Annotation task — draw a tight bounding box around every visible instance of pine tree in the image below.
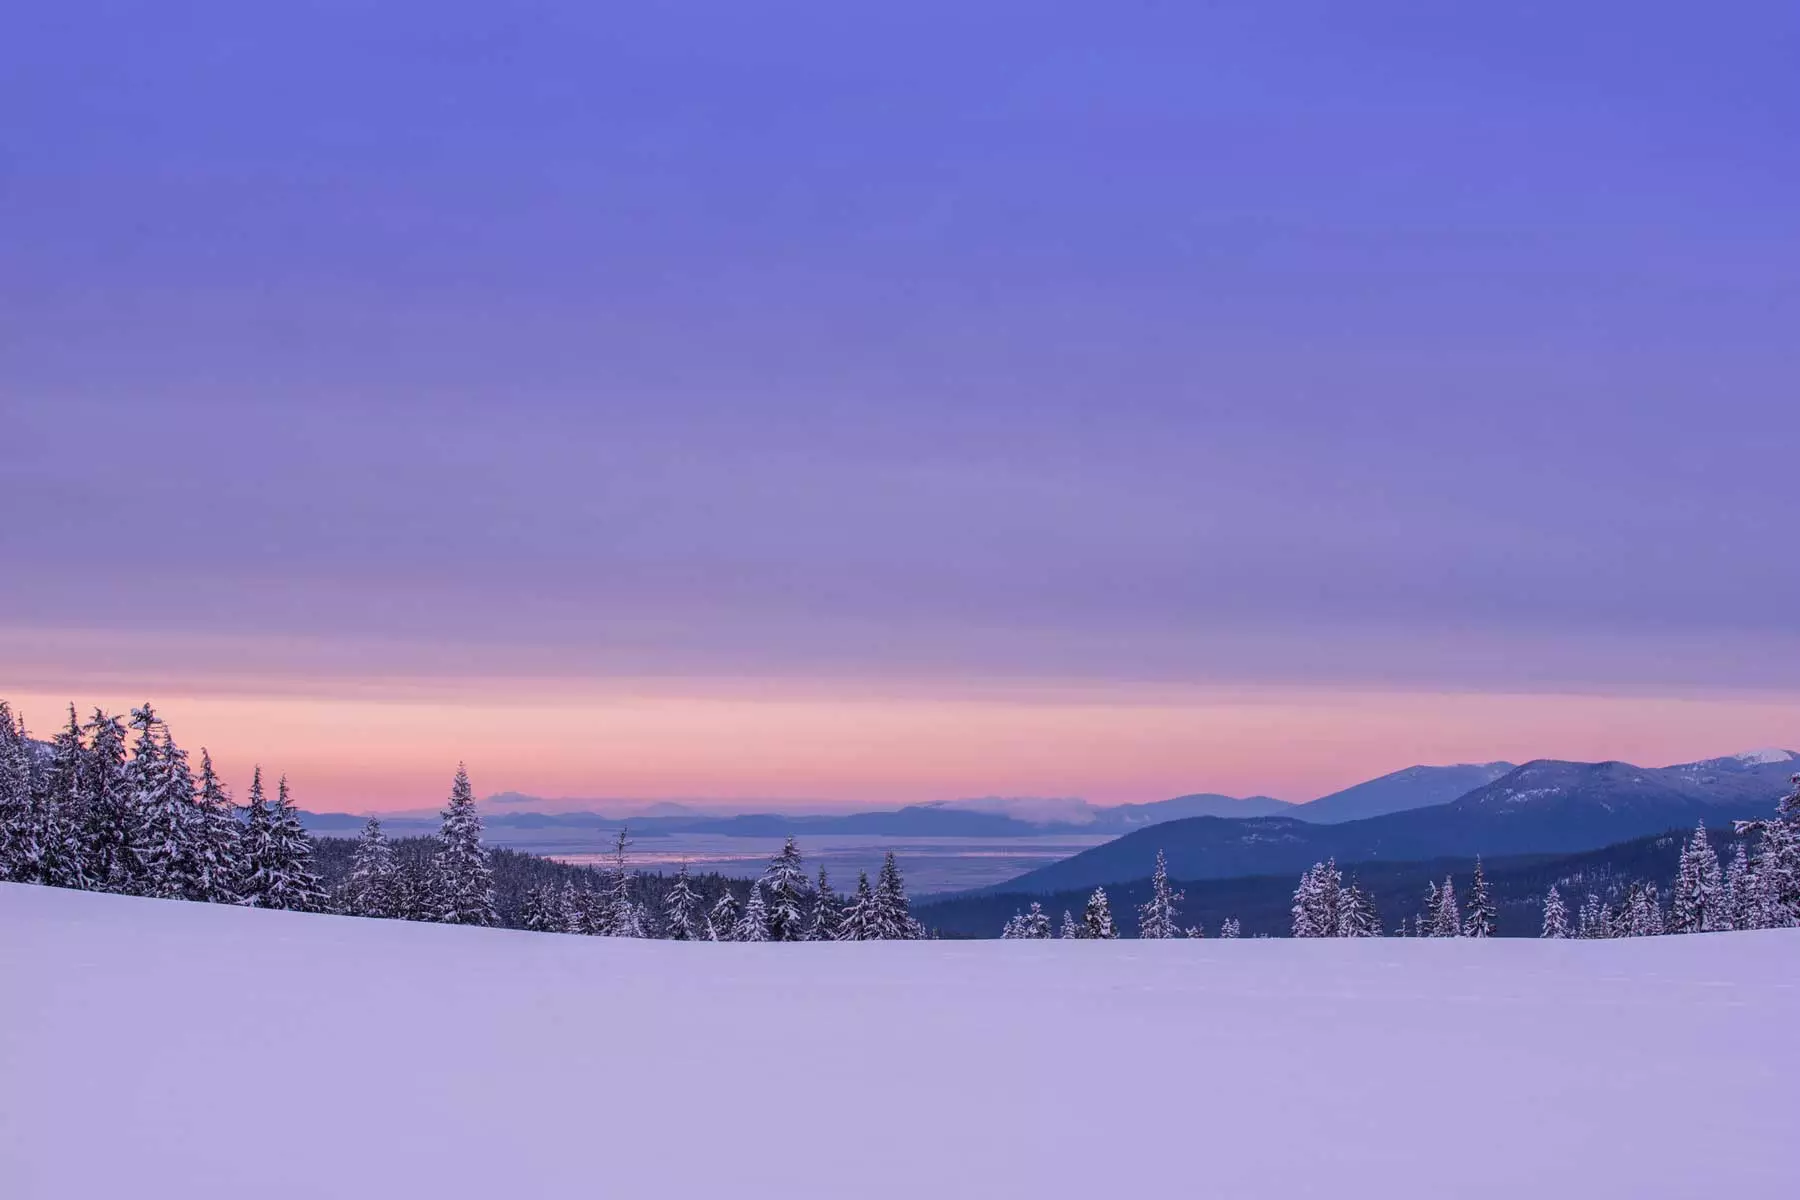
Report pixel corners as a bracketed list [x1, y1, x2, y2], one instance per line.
[1432, 876, 1461, 937]
[760, 836, 809, 941]
[237, 766, 275, 905]
[1577, 892, 1609, 939]
[736, 883, 770, 942]
[662, 862, 701, 940]
[1083, 888, 1117, 939]
[520, 883, 564, 932]
[871, 852, 921, 939]
[1734, 775, 1800, 929]
[709, 888, 741, 941]
[81, 708, 136, 892]
[431, 765, 497, 926]
[1137, 849, 1183, 939]
[1625, 882, 1664, 936]
[1462, 858, 1495, 938]
[1059, 910, 1080, 939]
[1540, 885, 1570, 938]
[190, 749, 242, 903]
[20, 706, 90, 889]
[598, 826, 643, 937]
[1723, 842, 1756, 930]
[132, 711, 204, 901]
[1022, 901, 1052, 939]
[1671, 821, 1724, 934]
[1338, 881, 1381, 937]
[262, 776, 326, 912]
[805, 866, 840, 942]
[557, 882, 587, 935]
[1217, 917, 1241, 939]
[347, 817, 401, 918]
[1292, 860, 1343, 937]
[0, 702, 35, 881]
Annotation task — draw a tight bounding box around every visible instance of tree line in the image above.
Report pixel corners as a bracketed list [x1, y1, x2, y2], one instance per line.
[0, 699, 925, 941]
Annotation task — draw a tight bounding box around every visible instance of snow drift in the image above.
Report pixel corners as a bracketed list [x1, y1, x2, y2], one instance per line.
[2, 883, 1795, 1199]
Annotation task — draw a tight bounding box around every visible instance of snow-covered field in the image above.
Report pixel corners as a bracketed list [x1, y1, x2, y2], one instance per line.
[3, 884, 1796, 1199]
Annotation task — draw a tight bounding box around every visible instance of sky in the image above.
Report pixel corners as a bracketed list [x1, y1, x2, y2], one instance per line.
[3, 3, 1797, 812]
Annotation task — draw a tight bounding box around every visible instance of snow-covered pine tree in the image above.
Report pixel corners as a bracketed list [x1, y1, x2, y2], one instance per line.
[0, 702, 33, 881]
[1083, 888, 1117, 939]
[600, 826, 643, 937]
[661, 862, 701, 940]
[710, 887, 741, 941]
[133, 712, 204, 901]
[81, 708, 136, 892]
[1723, 842, 1757, 930]
[1292, 860, 1343, 937]
[520, 883, 564, 933]
[835, 871, 876, 941]
[760, 836, 809, 942]
[236, 766, 275, 906]
[1540, 885, 1570, 938]
[1218, 917, 1241, 939]
[346, 816, 401, 918]
[1734, 774, 1800, 929]
[430, 765, 497, 925]
[558, 882, 587, 935]
[1338, 881, 1381, 937]
[1418, 881, 1439, 939]
[1671, 820, 1724, 933]
[190, 749, 241, 904]
[1462, 858, 1496, 938]
[736, 883, 770, 942]
[1137, 849, 1183, 938]
[262, 776, 326, 913]
[1017, 901, 1050, 939]
[804, 866, 841, 941]
[1577, 892, 1608, 938]
[1059, 910, 1079, 939]
[1291, 865, 1322, 937]
[1626, 882, 1664, 936]
[1432, 876, 1461, 937]
[872, 852, 921, 939]
[19, 706, 91, 889]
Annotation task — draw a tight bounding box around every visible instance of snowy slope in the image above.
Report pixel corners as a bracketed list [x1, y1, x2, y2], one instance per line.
[2, 885, 1796, 1200]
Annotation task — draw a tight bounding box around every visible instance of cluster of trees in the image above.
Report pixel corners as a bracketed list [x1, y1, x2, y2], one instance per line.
[1000, 850, 1243, 939]
[0, 699, 928, 942]
[1540, 812, 1800, 938]
[0, 701, 324, 910]
[492, 834, 925, 942]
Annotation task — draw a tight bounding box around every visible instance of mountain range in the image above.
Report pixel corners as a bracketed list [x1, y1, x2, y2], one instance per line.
[972, 750, 1798, 895]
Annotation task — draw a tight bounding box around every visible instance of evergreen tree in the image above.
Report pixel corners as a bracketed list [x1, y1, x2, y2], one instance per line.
[1723, 842, 1756, 930]
[1083, 888, 1117, 939]
[190, 749, 242, 903]
[558, 882, 588, 935]
[1734, 776, 1800, 929]
[520, 882, 564, 933]
[1625, 881, 1664, 936]
[1432, 876, 1461, 937]
[1291, 860, 1343, 937]
[600, 827, 643, 936]
[1338, 881, 1381, 937]
[132, 711, 204, 900]
[1462, 858, 1496, 938]
[1022, 901, 1052, 939]
[1217, 917, 1241, 939]
[432, 765, 497, 926]
[1671, 821, 1724, 933]
[805, 866, 840, 942]
[0, 703, 35, 881]
[1059, 910, 1080, 939]
[81, 708, 136, 892]
[20, 706, 91, 889]
[1137, 849, 1183, 939]
[1578, 892, 1608, 939]
[262, 776, 326, 912]
[1540, 885, 1570, 938]
[346, 817, 401, 918]
[871, 852, 921, 939]
[736, 883, 770, 942]
[237, 766, 275, 905]
[760, 836, 809, 942]
[709, 888, 741, 941]
[660, 862, 701, 940]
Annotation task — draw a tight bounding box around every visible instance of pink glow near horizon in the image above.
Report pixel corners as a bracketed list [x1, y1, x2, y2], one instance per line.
[4, 680, 1796, 814]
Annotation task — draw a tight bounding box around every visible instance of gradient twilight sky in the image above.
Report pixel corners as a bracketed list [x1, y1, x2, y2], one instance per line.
[4, 3, 1798, 812]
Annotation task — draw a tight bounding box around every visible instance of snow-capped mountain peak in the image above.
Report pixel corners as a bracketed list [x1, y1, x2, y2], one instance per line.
[1731, 748, 1795, 765]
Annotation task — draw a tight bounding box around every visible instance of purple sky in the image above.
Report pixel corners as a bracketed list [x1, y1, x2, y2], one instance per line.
[3, 4, 1797, 807]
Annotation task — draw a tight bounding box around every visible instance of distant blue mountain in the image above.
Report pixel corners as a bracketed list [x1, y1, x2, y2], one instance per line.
[973, 751, 1798, 895]
[1293, 762, 1515, 823]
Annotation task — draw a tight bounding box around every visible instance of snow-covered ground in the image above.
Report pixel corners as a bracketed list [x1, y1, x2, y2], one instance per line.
[2, 884, 1795, 1199]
